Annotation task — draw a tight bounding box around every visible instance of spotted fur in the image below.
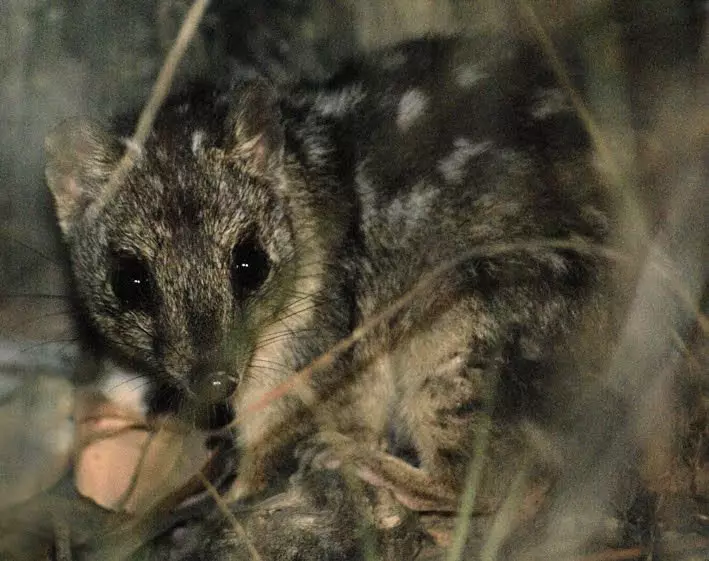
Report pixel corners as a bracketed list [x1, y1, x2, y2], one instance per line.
[46, 35, 615, 506]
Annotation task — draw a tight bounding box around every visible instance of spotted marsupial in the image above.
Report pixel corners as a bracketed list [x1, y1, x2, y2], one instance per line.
[46, 35, 615, 511]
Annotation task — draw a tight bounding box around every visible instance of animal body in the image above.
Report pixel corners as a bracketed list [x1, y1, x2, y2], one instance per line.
[46, 35, 614, 512]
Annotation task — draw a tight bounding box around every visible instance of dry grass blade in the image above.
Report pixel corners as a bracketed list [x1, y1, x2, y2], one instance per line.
[112, 428, 161, 513]
[445, 415, 492, 561]
[516, 0, 620, 186]
[515, 0, 650, 259]
[197, 471, 265, 561]
[479, 467, 532, 561]
[242, 238, 636, 420]
[92, 0, 210, 218]
[246, 239, 570, 415]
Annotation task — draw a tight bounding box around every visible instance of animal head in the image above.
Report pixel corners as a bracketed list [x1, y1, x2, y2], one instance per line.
[45, 80, 318, 411]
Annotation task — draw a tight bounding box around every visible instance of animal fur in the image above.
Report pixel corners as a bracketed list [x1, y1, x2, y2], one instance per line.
[46, 35, 616, 511]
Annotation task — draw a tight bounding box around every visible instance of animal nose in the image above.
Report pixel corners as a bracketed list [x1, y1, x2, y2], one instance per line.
[192, 369, 237, 403]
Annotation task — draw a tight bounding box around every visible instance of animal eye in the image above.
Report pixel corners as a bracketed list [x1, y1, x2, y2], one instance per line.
[110, 253, 155, 311]
[230, 237, 270, 300]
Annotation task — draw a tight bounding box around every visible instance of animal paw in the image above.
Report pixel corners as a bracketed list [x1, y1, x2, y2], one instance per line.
[293, 431, 356, 473]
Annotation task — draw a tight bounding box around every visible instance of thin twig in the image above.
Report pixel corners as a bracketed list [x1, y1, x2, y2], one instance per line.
[76, 423, 149, 450]
[515, 0, 651, 259]
[446, 415, 492, 561]
[113, 426, 161, 512]
[515, 0, 620, 186]
[242, 240, 599, 418]
[242, 239, 576, 415]
[242, 235, 707, 421]
[92, 0, 210, 217]
[196, 471, 265, 561]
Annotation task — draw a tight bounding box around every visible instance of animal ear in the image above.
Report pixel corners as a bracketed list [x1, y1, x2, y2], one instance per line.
[227, 78, 284, 175]
[45, 119, 123, 235]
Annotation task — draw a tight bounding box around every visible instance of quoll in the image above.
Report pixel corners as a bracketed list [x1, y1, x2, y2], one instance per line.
[46, 35, 615, 510]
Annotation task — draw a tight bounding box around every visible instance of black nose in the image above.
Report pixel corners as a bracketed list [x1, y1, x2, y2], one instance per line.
[192, 369, 237, 403]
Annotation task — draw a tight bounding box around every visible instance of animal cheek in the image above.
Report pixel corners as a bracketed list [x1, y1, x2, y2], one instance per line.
[157, 354, 190, 390]
[103, 312, 154, 362]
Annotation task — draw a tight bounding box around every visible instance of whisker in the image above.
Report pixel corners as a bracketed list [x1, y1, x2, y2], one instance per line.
[279, 282, 337, 299]
[0, 293, 69, 300]
[266, 325, 322, 338]
[104, 334, 153, 357]
[261, 290, 317, 311]
[247, 363, 292, 376]
[105, 373, 150, 394]
[270, 285, 336, 307]
[0, 233, 63, 267]
[17, 336, 81, 356]
[280, 289, 340, 308]
[127, 320, 155, 341]
[252, 332, 295, 350]
[252, 328, 322, 351]
[128, 380, 152, 397]
[263, 302, 323, 327]
[2, 310, 72, 333]
[249, 357, 291, 368]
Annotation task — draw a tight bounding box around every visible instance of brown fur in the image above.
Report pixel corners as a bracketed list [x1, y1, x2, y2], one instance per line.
[46, 36, 617, 510]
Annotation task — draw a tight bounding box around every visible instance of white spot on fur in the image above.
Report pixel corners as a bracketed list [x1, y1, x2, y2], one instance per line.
[386, 182, 437, 235]
[155, 147, 170, 163]
[455, 64, 486, 88]
[191, 129, 205, 154]
[296, 125, 333, 168]
[530, 88, 571, 119]
[438, 138, 493, 184]
[357, 163, 437, 237]
[355, 162, 377, 226]
[397, 89, 428, 131]
[314, 85, 365, 118]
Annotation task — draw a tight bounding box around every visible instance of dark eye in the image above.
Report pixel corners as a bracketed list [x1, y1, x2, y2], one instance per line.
[230, 237, 270, 299]
[110, 253, 155, 311]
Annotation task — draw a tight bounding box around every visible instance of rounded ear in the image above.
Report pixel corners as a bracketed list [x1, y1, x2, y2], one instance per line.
[45, 119, 123, 235]
[226, 78, 284, 175]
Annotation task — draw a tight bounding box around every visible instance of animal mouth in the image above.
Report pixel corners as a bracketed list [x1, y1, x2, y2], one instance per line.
[192, 400, 235, 430]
